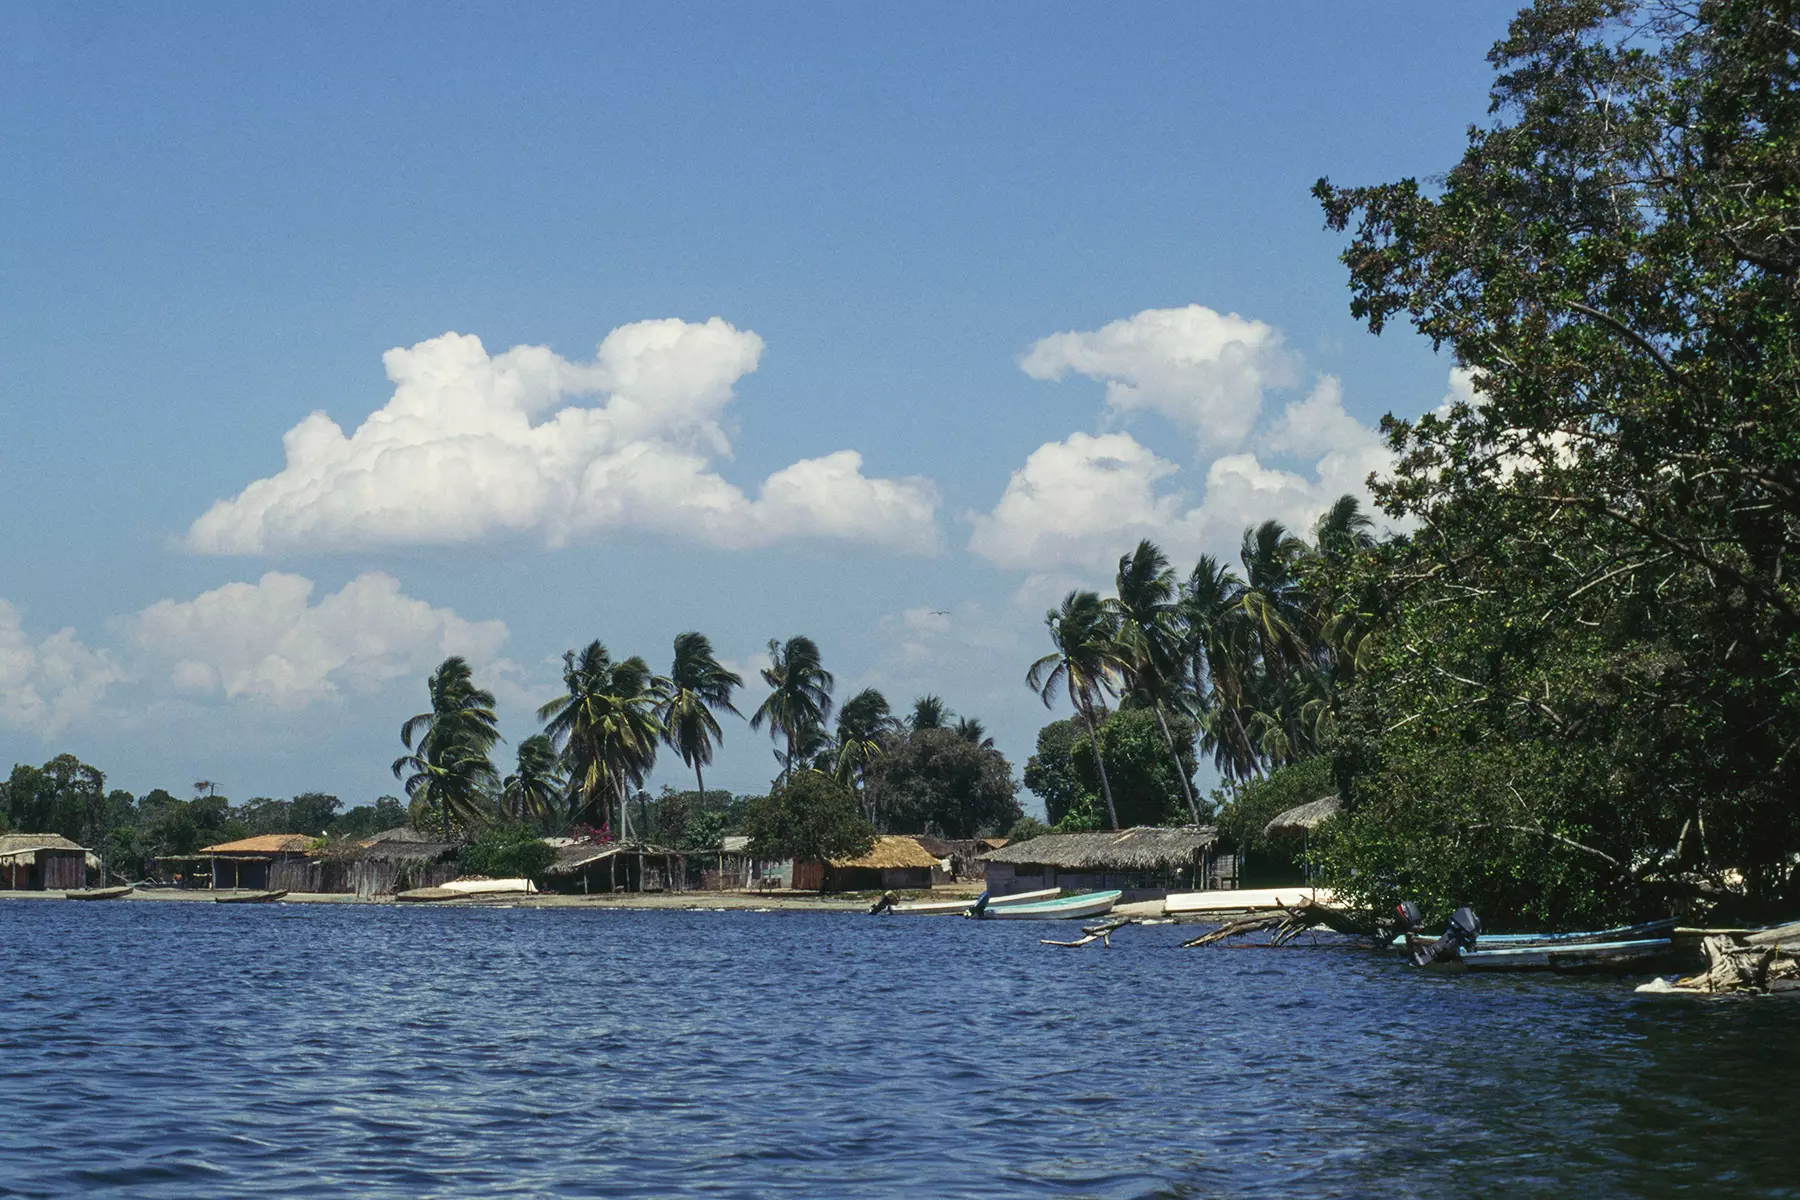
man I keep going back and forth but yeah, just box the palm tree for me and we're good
[909,694,950,730]
[1179,555,1256,781]
[1312,493,1377,563]
[392,655,502,840]
[954,716,994,748]
[1110,539,1202,823]
[537,641,662,838]
[655,632,744,813]
[750,636,835,784]
[502,734,565,828]
[1026,590,1128,829]
[835,687,894,820]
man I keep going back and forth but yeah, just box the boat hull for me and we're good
[1460,937,1674,973]
[890,887,1061,915]
[975,891,1121,920]
[65,886,132,901]
[1391,917,1678,951]
[215,890,288,904]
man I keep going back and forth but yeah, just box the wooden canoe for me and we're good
[65,886,133,901]
[395,886,464,903]
[889,887,1062,915]
[1460,937,1674,973]
[973,890,1121,921]
[215,889,288,904]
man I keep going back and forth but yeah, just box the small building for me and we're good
[699,835,790,891]
[792,835,940,892]
[913,836,1003,883]
[162,834,318,890]
[0,833,92,890]
[980,826,1226,901]
[333,827,460,897]
[543,840,685,894]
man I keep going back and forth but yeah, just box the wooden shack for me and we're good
[0,833,91,890]
[333,827,459,897]
[792,835,939,892]
[162,834,318,890]
[543,840,684,894]
[980,826,1226,900]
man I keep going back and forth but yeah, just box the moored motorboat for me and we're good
[1389,917,1678,951]
[971,890,1121,920]
[65,886,133,900]
[889,887,1061,915]
[1460,937,1674,972]
[215,889,288,904]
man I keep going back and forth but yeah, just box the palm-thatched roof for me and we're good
[829,835,940,870]
[0,833,89,862]
[1264,795,1340,838]
[981,826,1217,871]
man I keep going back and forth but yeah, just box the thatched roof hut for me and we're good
[0,833,92,889]
[544,840,684,894]
[1264,795,1340,838]
[831,836,940,870]
[979,825,1223,899]
[981,825,1218,870]
[198,834,316,855]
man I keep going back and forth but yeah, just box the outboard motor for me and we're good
[1393,900,1423,936]
[1410,905,1481,967]
[967,891,992,919]
[869,891,898,915]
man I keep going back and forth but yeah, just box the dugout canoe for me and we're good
[215,889,288,904]
[65,886,133,901]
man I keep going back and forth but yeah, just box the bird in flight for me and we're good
[929,610,951,616]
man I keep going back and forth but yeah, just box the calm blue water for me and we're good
[1,902,1793,1199]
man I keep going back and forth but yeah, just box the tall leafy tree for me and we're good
[391,655,501,841]
[834,687,895,818]
[909,695,950,730]
[655,632,744,816]
[1026,590,1127,829]
[750,636,834,784]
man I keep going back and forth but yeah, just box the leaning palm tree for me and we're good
[392,655,502,840]
[1027,590,1127,829]
[1110,539,1201,823]
[502,734,565,829]
[750,636,834,784]
[537,641,663,838]
[655,631,744,811]
[1311,493,1377,564]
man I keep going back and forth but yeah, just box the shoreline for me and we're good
[0,887,907,912]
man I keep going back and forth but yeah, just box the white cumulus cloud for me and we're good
[132,572,509,709]
[1020,304,1296,450]
[0,601,125,737]
[969,376,1396,574]
[186,319,938,555]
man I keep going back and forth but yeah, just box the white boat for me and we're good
[973,890,1121,920]
[889,887,1061,915]
[1163,887,1334,917]
[437,878,538,895]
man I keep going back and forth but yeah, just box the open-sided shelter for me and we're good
[543,840,685,894]
[161,834,318,890]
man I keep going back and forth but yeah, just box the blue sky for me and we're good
[0,3,1515,812]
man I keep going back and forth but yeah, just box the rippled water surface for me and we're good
[2,901,1794,1199]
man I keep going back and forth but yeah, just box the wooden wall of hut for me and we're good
[349,858,458,898]
[34,850,87,890]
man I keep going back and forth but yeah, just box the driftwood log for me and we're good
[1182,899,1380,948]
[1673,935,1800,994]
[1041,917,1138,949]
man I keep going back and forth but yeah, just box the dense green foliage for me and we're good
[1025,711,1201,832]
[1212,756,1333,857]
[1300,0,1800,924]
[862,727,1022,838]
[742,771,875,864]
[457,822,556,880]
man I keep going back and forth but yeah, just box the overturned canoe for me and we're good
[65,886,133,901]
[972,890,1121,921]
[890,887,1062,915]
[215,890,288,904]
[1460,937,1674,972]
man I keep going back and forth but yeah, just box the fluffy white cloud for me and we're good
[186,319,938,555]
[1020,304,1296,450]
[132,572,508,709]
[0,602,125,736]
[969,377,1396,574]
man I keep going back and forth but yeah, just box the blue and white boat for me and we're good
[970,890,1121,921]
